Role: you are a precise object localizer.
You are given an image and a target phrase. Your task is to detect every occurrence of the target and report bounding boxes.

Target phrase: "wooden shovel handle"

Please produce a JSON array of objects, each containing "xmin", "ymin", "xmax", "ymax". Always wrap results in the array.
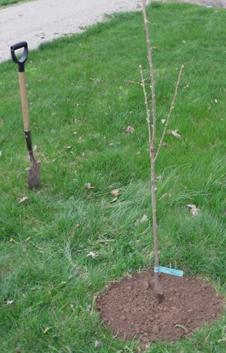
[{"xmin": 18, "ymin": 72, "xmax": 30, "ymax": 131}]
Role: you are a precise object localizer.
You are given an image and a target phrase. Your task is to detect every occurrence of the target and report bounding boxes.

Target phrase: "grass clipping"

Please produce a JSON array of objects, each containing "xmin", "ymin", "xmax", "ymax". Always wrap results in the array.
[{"xmin": 139, "ymin": 0, "xmax": 184, "ymax": 301}]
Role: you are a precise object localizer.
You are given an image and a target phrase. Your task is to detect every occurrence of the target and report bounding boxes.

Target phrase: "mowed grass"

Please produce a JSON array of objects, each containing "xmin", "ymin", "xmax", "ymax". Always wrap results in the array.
[
  {"xmin": 1, "ymin": 3, "xmax": 226, "ymax": 352},
  {"xmin": 0, "ymin": 0, "xmax": 24, "ymax": 6}
]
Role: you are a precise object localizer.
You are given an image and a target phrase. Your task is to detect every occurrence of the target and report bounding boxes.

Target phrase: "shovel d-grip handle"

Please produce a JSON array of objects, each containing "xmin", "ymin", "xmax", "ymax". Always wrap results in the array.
[
  {"xmin": 11, "ymin": 41, "xmax": 30, "ymax": 132},
  {"xmin": 10, "ymin": 41, "xmax": 28, "ymax": 72}
]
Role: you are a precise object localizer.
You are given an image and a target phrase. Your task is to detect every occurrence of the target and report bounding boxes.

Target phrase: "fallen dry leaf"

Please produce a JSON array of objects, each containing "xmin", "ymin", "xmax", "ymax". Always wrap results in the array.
[
  {"xmin": 175, "ymin": 323, "xmax": 189, "ymax": 334},
  {"xmin": 125, "ymin": 125, "xmax": 135, "ymax": 134},
  {"xmin": 43, "ymin": 327, "xmax": 51, "ymax": 334},
  {"xmin": 70, "ymin": 303, "xmax": 75, "ymax": 311},
  {"xmin": 6, "ymin": 299, "xmax": 14, "ymax": 305},
  {"xmin": 94, "ymin": 340, "xmax": 102, "ymax": 348},
  {"xmin": 18, "ymin": 196, "xmax": 29, "ymax": 205},
  {"xmin": 111, "ymin": 189, "xmax": 120, "ymax": 197},
  {"xmin": 187, "ymin": 204, "xmax": 200, "ymax": 217},
  {"xmin": 87, "ymin": 251, "xmax": 98, "ymax": 259},
  {"xmin": 140, "ymin": 214, "xmax": 148, "ymax": 224},
  {"xmin": 110, "ymin": 197, "xmax": 118, "ymax": 204},
  {"xmin": 169, "ymin": 129, "xmax": 182, "ymax": 139},
  {"xmin": 85, "ymin": 182, "xmax": 95, "ymax": 190},
  {"xmin": 135, "ymin": 214, "xmax": 149, "ymax": 226}
]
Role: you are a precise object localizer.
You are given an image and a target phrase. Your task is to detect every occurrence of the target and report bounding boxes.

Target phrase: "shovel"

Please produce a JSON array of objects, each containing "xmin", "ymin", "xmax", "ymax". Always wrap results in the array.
[{"xmin": 11, "ymin": 41, "xmax": 40, "ymax": 189}]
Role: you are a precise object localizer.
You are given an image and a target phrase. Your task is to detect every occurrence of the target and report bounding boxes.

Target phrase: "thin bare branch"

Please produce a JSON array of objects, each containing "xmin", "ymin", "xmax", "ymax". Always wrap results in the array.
[
  {"xmin": 141, "ymin": 0, "xmax": 157, "ymax": 144},
  {"xmin": 139, "ymin": 64, "xmax": 152, "ymax": 145},
  {"xmin": 155, "ymin": 64, "xmax": 184, "ymax": 161}
]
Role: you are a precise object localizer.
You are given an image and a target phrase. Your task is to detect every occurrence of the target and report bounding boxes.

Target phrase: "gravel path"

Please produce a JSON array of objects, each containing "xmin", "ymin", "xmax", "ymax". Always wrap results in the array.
[
  {"xmin": 1, "ymin": 0, "xmax": 226, "ymax": 64},
  {"xmin": 0, "ymin": 0, "xmax": 139, "ymax": 63}
]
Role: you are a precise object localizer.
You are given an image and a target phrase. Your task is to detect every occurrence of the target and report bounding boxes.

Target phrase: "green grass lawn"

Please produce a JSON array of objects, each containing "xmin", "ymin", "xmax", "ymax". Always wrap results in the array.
[
  {"xmin": 0, "ymin": 0, "xmax": 27, "ymax": 7},
  {"xmin": 1, "ymin": 3, "xmax": 226, "ymax": 352}
]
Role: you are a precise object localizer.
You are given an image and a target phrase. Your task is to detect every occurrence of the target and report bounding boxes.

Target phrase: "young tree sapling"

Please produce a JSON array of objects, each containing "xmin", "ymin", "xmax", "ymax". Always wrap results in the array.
[{"xmin": 140, "ymin": 0, "xmax": 184, "ymax": 301}]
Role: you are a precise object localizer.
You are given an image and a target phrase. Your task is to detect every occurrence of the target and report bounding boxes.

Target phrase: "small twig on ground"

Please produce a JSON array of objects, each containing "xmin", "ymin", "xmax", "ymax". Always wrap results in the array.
[{"xmin": 91, "ymin": 295, "xmax": 97, "ymax": 315}]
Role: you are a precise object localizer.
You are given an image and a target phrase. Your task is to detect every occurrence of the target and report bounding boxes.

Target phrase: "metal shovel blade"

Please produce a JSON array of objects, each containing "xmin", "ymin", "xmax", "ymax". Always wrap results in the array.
[{"xmin": 28, "ymin": 159, "xmax": 40, "ymax": 189}]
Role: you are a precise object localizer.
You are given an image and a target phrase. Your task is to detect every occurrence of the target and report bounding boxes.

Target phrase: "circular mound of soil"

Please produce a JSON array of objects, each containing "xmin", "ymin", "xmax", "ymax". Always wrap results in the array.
[{"xmin": 96, "ymin": 271, "xmax": 224, "ymax": 345}]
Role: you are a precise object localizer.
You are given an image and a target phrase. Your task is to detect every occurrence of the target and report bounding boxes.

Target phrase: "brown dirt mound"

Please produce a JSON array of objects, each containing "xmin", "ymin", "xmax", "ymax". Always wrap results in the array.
[{"xmin": 96, "ymin": 270, "xmax": 224, "ymax": 345}]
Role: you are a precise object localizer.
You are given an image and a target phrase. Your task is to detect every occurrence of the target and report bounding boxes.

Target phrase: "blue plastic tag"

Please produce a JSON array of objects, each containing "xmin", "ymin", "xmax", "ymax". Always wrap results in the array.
[{"xmin": 154, "ymin": 266, "xmax": 184, "ymax": 277}]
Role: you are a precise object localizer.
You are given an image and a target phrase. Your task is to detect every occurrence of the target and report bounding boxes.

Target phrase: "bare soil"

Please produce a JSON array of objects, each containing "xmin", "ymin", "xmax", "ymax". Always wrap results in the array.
[{"xmin": 96, "ymin": 270, "xmax": 224, "ymax": 346}]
